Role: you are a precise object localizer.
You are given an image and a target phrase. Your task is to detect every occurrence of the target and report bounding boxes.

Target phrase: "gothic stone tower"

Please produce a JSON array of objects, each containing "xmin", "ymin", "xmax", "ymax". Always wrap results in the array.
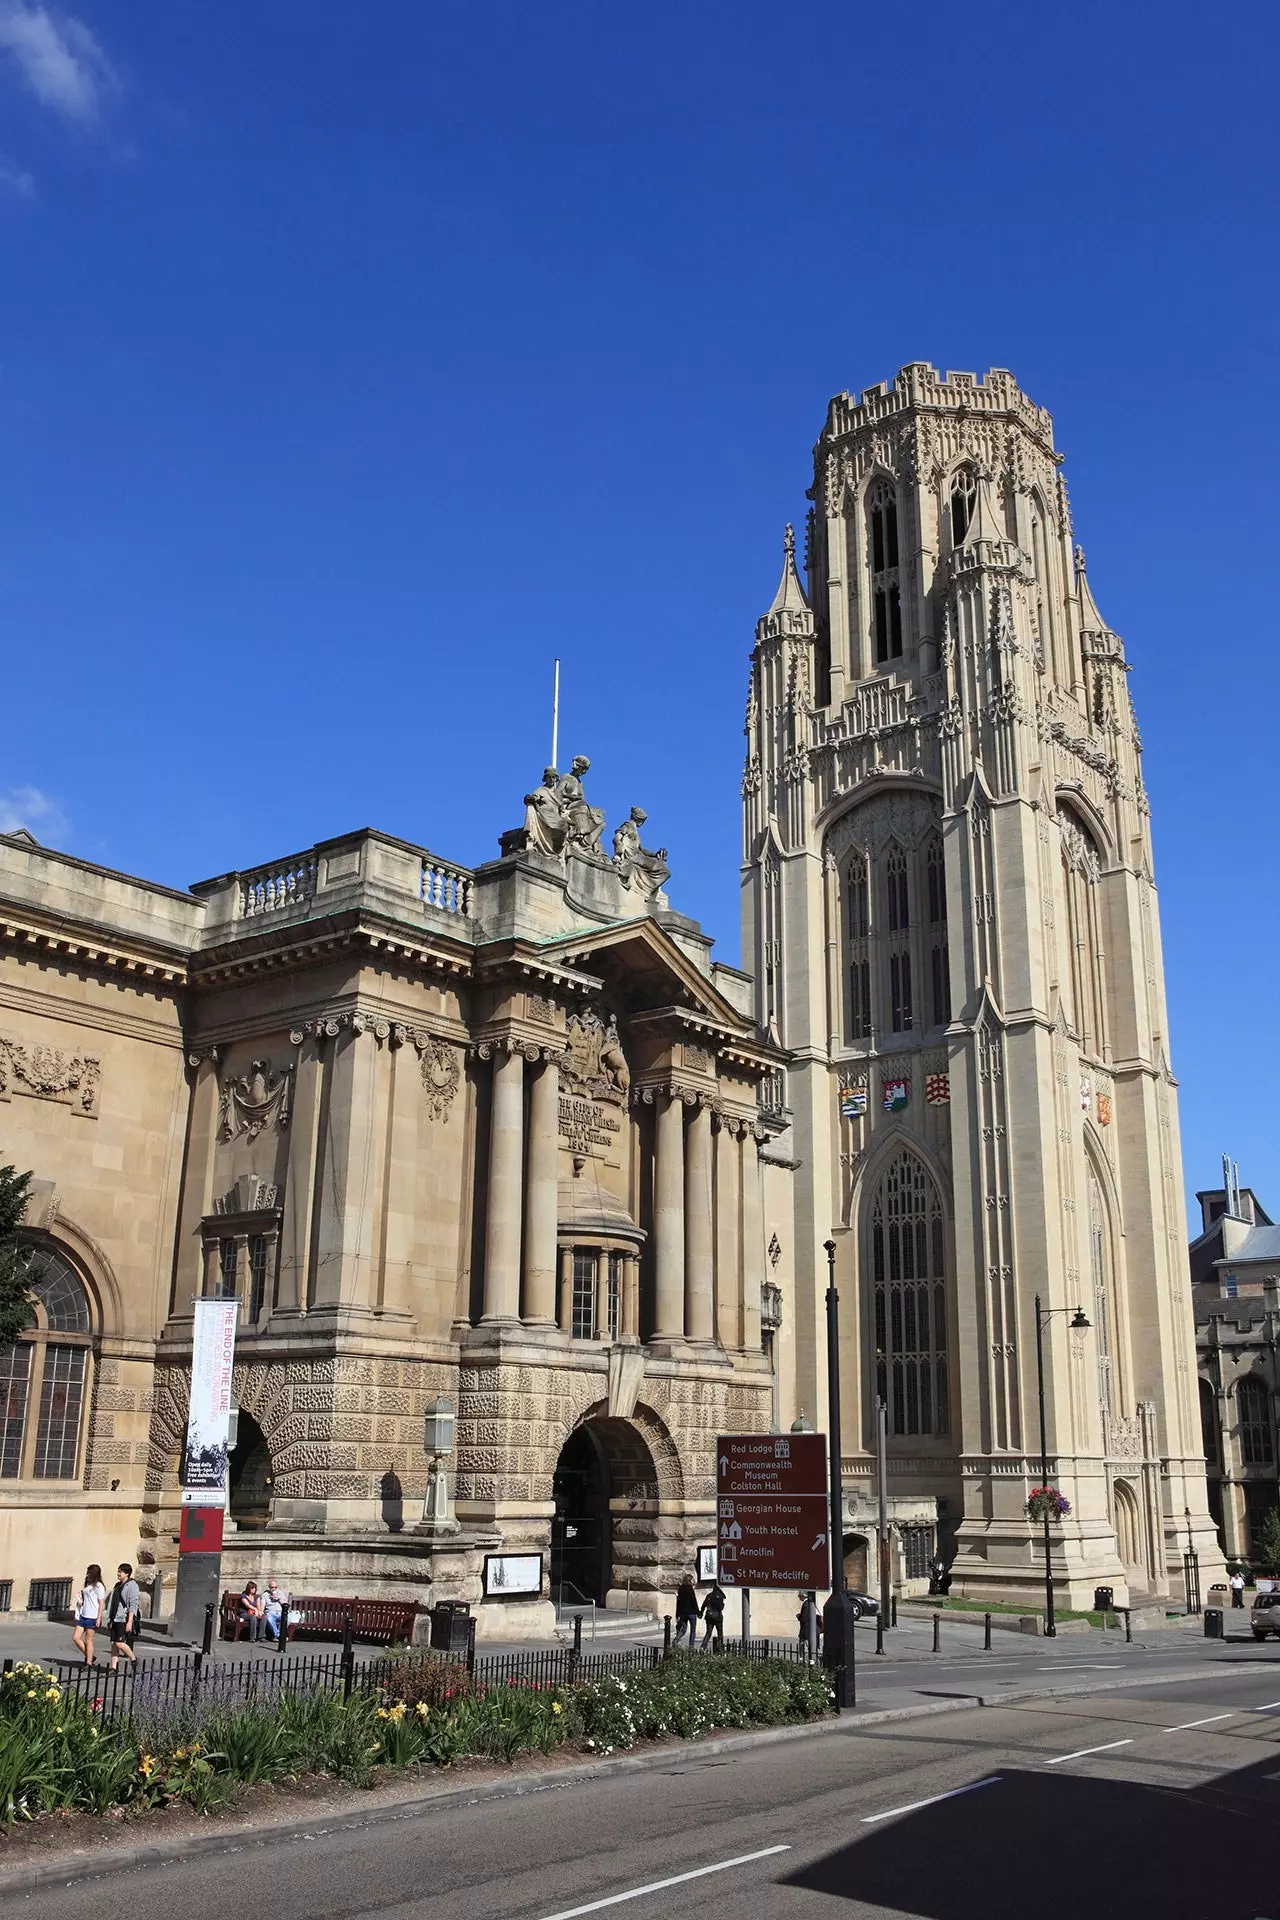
[{"xmin": 743, "ymin": 363, "xmax": 1221, "ymax": 1605}]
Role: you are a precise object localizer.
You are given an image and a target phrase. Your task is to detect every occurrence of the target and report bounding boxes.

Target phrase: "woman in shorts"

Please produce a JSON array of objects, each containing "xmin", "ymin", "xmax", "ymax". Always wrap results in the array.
[{"xmin": 72, "ymin": 1563, "xmax": 106, "ymax": 1666}]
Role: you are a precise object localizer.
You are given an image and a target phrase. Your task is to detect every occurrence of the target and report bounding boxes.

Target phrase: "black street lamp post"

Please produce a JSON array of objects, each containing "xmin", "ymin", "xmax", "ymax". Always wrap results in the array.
[
  {"xmin": 822, "ymin": 1238, "xmax": 855, "ymax": 1709},
  {"xmin": 1033, "ymin": 1294, "xmax": 1091, "ymax": 1639}
]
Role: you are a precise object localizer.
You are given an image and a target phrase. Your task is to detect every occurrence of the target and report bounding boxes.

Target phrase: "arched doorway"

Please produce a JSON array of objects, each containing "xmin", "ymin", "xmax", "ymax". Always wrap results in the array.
[
  {"xmin": 843, "ymin": 1533, "xmax": 869, "ymax": 1591},
  {"xmin": 551, "ymin": 1416, "xmax": 660, "ymax": 1607},
  {"xmin": 228, "ymin": 1412, "xmax": 274, "ymax": 1529}
]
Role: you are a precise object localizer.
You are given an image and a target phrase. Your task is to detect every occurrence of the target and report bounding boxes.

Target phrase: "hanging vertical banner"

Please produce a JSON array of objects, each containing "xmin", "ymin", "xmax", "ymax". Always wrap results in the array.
[{"xmin": 182, "ymin": 1296, "xmax": 239, "ymax": 1503}]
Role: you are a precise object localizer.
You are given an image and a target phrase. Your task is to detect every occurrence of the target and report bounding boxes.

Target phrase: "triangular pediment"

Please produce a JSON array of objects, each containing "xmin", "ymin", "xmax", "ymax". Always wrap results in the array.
[{"xmin": 536, "ymin": 917, "xmax": 753, "ymax": 1035}]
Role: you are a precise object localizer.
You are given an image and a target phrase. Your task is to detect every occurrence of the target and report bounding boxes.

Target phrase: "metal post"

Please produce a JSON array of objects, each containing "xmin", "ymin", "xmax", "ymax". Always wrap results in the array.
[
  {"xmin": 572, "ymin": 1611, "xmax": 582, "ymax": 1679},
  {"xmin": 824, "ymin": 1238, "xmax": 854, "ymax": 1709},
  {"xmin": 742, "ymin": 1587, "xmax": 751, "ymax": 1648},
  {"xmin": 1034, "ymin": 1293, "xmax": 1057, "ymax": 1638},
  {"xmin": 932, "ymin": 1611, "xmax": 941, "ymax": 1653},
  {"xmin": 201, "ymin": 1601, "xmax": 215, "ymax": 1657},
  {"xmin": 891, "ymin": 1593, "xmax": 897, "ymax": 1628},
  {"xmin": 984, "ymin": 1611, "xmax": 992, "ymax": 1651},
  {"xmin": 1123, "ymin": 1607, "xmax": 1132, "ymax": 1644},
  {"xmin": 663, "ymin": 1614, "xmax": 672, "ymax": 1657},
  {"xmin": 341, "ymin": 1613, "xmax": 355, "ymax": 1700},
  {"xmin": 876, "ymin": 1394, "xmax": 890, "ymax": 1651},
  {"xmin": 466, "ymin": 1615, "xmax": 477, "ymax": 1678}
]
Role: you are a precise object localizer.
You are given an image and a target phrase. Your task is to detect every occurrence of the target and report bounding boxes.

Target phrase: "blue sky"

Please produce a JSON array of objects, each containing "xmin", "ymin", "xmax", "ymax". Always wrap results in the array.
[{"xmin": 1, "ymin": 1, "xmax": 1276, "ymax": 1216}]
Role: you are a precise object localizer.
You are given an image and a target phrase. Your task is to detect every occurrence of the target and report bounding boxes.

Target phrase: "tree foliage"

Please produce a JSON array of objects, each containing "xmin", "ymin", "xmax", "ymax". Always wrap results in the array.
[
  {"xmin": 0, "ymin": 1165, "xmax": 36, "ymax": 1350},
  {"xmin": 1257, "ymin": 1507, "xmax": 1280, "ymax": 1577}
]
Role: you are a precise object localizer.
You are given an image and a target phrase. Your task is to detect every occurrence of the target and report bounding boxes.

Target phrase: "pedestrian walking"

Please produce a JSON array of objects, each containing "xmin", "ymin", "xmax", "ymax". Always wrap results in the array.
[
  {"xmin": 798, "ymin": 1589, "xmax": 821, "ymax": 1662},
  {"xmin": 237, "ymin": 1579, "xmax": 265, "ymax": 1642},
  {"xmin": 699, "ymin": 1581, "xmax": 726, "ymax": 1652},
  {"xmin": 674, "ymin": 1573, "xmax": 699, "ymax": 1649},
  {"xmin": 1229, "ymin": 1570, "xmax": 1246, "ymax": 1609},
  {"xmin": 72, "ymin": 1563, "xmax": 106, "ymax": 1667},
  {"xmin": 107, "ymin": 1562, "xmax": 141, "ymax": 1672}
]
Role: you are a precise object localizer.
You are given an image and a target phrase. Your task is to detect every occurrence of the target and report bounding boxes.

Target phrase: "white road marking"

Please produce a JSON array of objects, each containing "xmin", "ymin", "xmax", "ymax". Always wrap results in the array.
[
  {"xmin": 1165, "ymin": 1713, "xmax": 1237, "ymax": 1731},
  {"xmin": 1036, "ymin": 1663, "xmax": 1122, "ymax": 1671},
  {"xmin": 1252, "ymin": 1700, "xmax": 1280, "ymax": 1712},
  {"xmin": 860, "ymin": 1776, "xmax": 1000, "ymax": 1824},
  {"xmin": 534, "ymin": 1845, "xmax": 792, "ymax": 1919},
  {"xmin": 1044, "ymin": 1738, "xmax": 1133, "ymax": 1765}
]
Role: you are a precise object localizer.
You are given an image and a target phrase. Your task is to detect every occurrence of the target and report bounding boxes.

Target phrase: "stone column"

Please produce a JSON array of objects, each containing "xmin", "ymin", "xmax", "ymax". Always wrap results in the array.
[
  {"xmin": 522, "ymin": 1055, "xmax": 559, "ymax": 1325},
  {"xmin": 172, "ymin": 1053, "xmax": 221, "ymax": 1313},
  {"xmin": 715, "ymin": 1117, "xmax": 742, "ymax": 1349},
  {"xmin": 311, "ymin": 1021, "xmax": 388, "ymax": 1312},
  {"xmin": 377, "ymin": 1031, "xmax": 422, "ymax": 1319},
  {"xmin": 653, "ymin": 1091, "xmax": 686, "ymax": 1340},
  {"xmin": 740, "ymin": 1127, "xmax": 765, "ymax": 1356},
  {"xmin": 482, "ymin": 1046, "xmax": 524, "ymax": 1322},
  {"xmin": 278, "ymin": 1029, "xmax": 325, "ymax": 1313},
  {"xmin": 684, "ymin": 1101, "xmax": 714, "ymax": 1343},
  {"xmin": 557, "ymin": 1245, "xmax": 573, "ymax": 1333},
  {"xmin": 623, "ymin": 1252, "xmax": 640, "ymax": 1340},
  {"xmin": 595, "ymin": 1249, "xmax": 609, "ymax": 1342}
]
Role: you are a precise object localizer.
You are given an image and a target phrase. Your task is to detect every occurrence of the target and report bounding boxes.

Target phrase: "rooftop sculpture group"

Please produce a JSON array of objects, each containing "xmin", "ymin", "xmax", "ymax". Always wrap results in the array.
[{"xmin": 506, "ymin": 756, "xmax": 669, "ymax": 899}]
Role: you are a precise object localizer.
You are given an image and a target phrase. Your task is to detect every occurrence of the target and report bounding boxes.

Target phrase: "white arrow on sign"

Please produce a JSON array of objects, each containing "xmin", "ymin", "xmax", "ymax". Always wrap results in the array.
[
  {"xmin": 812, "ymin": 1533, "xmax": 826, "ymax": 1551},
  {"xmin": 719, "ymin": 1455, "xmax": 729, "ymax": 1475}
]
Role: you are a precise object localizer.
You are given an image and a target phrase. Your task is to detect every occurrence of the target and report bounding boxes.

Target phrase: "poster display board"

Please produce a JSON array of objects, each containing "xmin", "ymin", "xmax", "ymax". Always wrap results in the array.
[{"xmin": 182, "ymin": 1296, "xmax": 239, "ymax": 1503}]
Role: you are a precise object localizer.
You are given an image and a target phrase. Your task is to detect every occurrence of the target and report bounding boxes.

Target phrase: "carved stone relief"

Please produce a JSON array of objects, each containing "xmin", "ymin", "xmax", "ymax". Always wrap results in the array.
[
  {"xmin": 418, "ymin": 1035, "xmax": 461, "ymax": 1121},
  {"xmin": 563, "ymin": 1008, "xmax": 630, "ymax": 1104},
  {"xmin": 219, "ymin": 1059, "xmax": 292, "ymax": 1142},
  {"xmin": 823, "ymin": 789, "xmax": 942, "ymax": 865},
  {"xmin": 0, "ymin": 1037, "xmax": 100, "ymax": 1114}
]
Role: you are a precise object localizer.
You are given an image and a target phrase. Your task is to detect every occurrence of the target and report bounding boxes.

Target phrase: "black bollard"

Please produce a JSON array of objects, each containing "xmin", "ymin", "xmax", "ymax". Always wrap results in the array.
[
  {"xmin": 932, "ymin": 1611, "xmax": 941, "ymax": 1653},
  {"xmin": 663, "ymin": 1613, "xmax": 672, "ymax": 1657},
  {"xmin": 984, "ymin": 1612, "xmax": 992, "ymax": 1651}
]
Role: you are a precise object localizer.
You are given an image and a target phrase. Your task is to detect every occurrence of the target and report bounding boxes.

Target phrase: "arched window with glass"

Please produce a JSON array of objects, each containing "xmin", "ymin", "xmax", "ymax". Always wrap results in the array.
[
  {"xmin": 0, "ymin": 1244, "xmax": 94, "ymax": 1481},
  {"xmin": 885, "ymin": 844, "xmax": 912, "ymax": 1032},
  {"xmin": 847, "ymin": 853, "xmax": 872, "ymax": 1041},
  {"xmin": 926, "ymin": 834, "xmax": 950, "ymax": 1027},
  {"xmin": 870, "ymin": 1153, "xmax": 949, "ymax": 1438},
  {"xmin": 1238, "ymin": 1375, "xmax": 1274, "ymax": 1466},
  {"xmin": 867, "ymin": 480, "xmax": 903, "ymax": 666}
]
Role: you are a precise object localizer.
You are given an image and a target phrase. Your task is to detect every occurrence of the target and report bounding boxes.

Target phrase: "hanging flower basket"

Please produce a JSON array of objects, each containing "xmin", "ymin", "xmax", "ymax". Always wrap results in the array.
[{"xmin": 1027, "ymin": 1486, "xmax": 1071, "ymax": 1522}]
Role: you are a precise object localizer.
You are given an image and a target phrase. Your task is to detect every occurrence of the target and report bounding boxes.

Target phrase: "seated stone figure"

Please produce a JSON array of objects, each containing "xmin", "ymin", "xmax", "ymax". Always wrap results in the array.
[{"xmin": 612, "ymin": 806, "xmax": 669, "ymax": 897}]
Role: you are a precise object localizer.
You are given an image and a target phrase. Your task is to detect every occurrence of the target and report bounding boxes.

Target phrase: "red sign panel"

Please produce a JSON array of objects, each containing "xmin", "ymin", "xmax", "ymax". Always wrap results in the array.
[
  {"xmin": 179, "ymin": 1503, "xmax": 224, "ymax": 1555},
  {"xmin": 715, "ymin": 1432, "xmax": 830, "ymax": 1589}
]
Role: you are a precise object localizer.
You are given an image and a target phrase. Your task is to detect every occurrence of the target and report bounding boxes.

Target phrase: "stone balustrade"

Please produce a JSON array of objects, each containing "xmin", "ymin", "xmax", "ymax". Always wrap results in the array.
[
  {"xmin": 420, "ymin": 858, "xmax": 471, "ymax": 916},
  {"xmin": 240, "ymin": 855, "xmax": 318, "ymax": 918}
]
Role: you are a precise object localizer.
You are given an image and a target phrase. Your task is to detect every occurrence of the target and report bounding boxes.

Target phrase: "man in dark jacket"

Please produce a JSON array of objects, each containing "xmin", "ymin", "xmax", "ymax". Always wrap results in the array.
[
  {"xmin": 700, "ymin": 1582, "xmax": 727, "ymax": 1652},
  {"xmin": 675, "ymin": 1573, "xmax": 699, "ymax": 1648}
]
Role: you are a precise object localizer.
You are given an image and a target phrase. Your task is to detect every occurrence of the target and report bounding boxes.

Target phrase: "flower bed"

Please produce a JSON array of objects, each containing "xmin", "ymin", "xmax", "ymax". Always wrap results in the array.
[{"xmin": 0, "ymin": 1655, "xmax": 833, "ymax": 1828}]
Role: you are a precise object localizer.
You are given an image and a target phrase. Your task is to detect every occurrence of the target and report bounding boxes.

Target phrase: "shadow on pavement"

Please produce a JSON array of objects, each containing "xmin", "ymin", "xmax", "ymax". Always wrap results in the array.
[{"xmin": 783, "ymin": 1743, "xmax": 1280, "ymax": 1920}]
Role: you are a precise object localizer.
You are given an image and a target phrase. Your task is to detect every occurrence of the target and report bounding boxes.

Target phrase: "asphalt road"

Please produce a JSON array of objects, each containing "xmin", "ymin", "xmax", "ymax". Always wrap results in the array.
[{"xmin": 16, "ymin": 1642, "xmax": 1280, "ymax": 1920}]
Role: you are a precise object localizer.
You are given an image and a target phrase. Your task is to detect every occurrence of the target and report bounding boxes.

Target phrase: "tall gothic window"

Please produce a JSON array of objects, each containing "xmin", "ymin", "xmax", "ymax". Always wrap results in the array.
[
  {"xmin": 847, "ymin": 855, "xmax": 872, "ymax": 1041},
  {"xmin": 886, "ymin": 846, "xmax": 912, "ymax": 1032},
  {"xmin": 1238, "ymin": 1375, "xmax": 1274, "ymax": 1466},
  {"xmin": 1199, "ymin": 1377, "xmax": 1219, "ymax": 1467},
  {"xmin": 1088, "ymin": 1170, "xmax": 1114, "ymax": 1417},
  {"xmin": 1059, "ymin": 808, "xmax": 1106, "ymax": 1056},
  {"xmin": 868, "ymin": 481, "xmax": 903, "ymax": 665},
  {"xmin": 950, "ymin": 468, "xmax": 976, "ymax": 547},
  {"xmin": 0, "ymin": 1245, "xmax": 93, "ymax": 1482},
  {"xmin": 926, "ymin": 834, "xmax": 950, "ymax": 1027},
  {"xmin": 871, "ymin": 1154, "xmax": 949, "ymax": 1437}
]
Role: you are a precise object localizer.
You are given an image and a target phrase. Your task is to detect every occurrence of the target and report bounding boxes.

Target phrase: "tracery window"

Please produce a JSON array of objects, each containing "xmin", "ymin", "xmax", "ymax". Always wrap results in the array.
[
  {"xmin": 950, "ymin": 468, "xmax": 977, "ymax": 546},
  {"xmin": 847, "ymin": 855, "xmax": 872, "ymax": 1041},
  {"xmin": 886, "ymin": 846, "xmax": 912, "ymax": 1033},
  {"xmin": 868, "ymin": 481, "xmax": 903, "ymax": 665},
  {"xmin": 1059, "ymin": 808, "xmax": 1106, "ymax": 1056},
  {"xmin": 926, "ymin": 835, "xmax": 950, "ymax": 1027},
  {"xmin": 1238, "ymin": 1375, "xmax": 1274, "ymax": 1466},
  {"xmin": 0, "ymin": 1245, "xmax": 93, "ymax": 1482},
  {"xmin": 871, "ymin": 1154, "xmax": 949, "ymax": 1438},
  {"xmin": 1088, "ymin": 1170, "xmax": 1115, "ymax": 1417}
]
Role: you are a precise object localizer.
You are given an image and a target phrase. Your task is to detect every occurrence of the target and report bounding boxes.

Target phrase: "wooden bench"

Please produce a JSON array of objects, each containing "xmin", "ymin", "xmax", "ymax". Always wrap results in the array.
[{"xmin": 219, "ymin": 1591, "xmax": 420, "ymax": 1646}]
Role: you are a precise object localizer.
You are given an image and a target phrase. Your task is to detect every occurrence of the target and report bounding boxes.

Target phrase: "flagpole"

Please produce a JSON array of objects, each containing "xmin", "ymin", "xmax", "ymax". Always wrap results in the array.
[{"xmin": 551, "ymin": 659, "xmax": 560, "ymax": 772}]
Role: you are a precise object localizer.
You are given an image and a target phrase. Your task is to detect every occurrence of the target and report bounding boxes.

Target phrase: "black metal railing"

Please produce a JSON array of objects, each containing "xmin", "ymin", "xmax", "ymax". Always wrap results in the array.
[
  {"xmin": 28, "ymin": 1628, "xmax": 806, "ymax": 1728},
  {"xmin": 28, "ymin": 1578, "xmax": 71, "ymax": 1614}
]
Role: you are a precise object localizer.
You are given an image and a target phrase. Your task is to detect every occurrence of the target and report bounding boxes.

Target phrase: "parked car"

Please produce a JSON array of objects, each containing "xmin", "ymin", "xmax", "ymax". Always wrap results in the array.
[
  {"xmin": 845, "ymin": 1590, "xmax": 879, "ymax": 1620},
  {"xmin": 1251, "ymin": 1591, "xmax": 1280, "ymax": 1641}
]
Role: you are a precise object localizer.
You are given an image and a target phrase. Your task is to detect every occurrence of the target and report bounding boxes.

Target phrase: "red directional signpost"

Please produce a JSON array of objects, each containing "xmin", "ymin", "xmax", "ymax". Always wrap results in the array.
[{"xmin": 715, "ymin": 1432, "xmax": 831, "ymax": 1589}]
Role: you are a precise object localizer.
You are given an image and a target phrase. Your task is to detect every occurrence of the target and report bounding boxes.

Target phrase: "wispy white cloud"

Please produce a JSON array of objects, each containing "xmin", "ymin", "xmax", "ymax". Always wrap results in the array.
[
  {"xmin": 0, "ymin": 158, "xmax": 35, "ymax": 197},
  {"xmin": 0, "ymin": 786, "xmax": 69, "ymax": 843},
  {"xmin": 0, "ymin": 2, "xmax": 117, "ymax": 126}
]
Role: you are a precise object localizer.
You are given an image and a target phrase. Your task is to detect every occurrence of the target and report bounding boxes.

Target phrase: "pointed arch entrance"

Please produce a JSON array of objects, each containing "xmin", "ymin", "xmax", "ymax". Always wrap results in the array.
[{"xmin": 550, "ymin": 1416, "xmax": 660, "ymax": 1607}]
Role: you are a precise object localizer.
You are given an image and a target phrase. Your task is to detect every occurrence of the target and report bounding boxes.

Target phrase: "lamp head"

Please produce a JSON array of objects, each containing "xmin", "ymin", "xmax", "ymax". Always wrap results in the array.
[{"xmin": 1069, "ymin": 1307, "xmax": 1091, "ymax": 1330}]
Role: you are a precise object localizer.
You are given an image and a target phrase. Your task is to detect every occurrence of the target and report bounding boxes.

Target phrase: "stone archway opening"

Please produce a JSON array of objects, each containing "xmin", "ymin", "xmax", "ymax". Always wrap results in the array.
[
  {"xmin": 228, "ymin": 1412, "xmax": 274, "ymax": 1529},
  {"xmin": 551, "ymin": 1416, "xmax": 660, "ymax": 1608},
  {"xmin": 1113, "ymin": 1479, "xmax": 1142, "ymax": 1583},
  {"xmin": 843, "ymin": 1532, "xmax": 870, "ymax": 1592}
]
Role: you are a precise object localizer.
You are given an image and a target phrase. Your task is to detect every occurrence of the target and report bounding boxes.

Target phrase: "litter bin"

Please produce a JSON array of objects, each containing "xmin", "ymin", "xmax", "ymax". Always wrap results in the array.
[
  {"xmin": 1093, "ymin": 1586, "xmax": 1115, "ymax": 1613},
  {"xmin": 429, "ymin": 1600, "xmax": 471, "ymax": 1654},
  {"xmin": 1203, "ymin": 1608, "xmax": 1224, "ymax": 1640}
]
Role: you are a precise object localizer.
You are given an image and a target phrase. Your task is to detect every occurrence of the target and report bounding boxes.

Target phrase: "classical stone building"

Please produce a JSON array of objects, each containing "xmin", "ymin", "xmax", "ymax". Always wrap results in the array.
[
  {"xmin": 0, "ymin": 359, "xmax": 1222, "ymax": 1629},
  {"xmin": 0, "ymin": 767, "xmax": 790, "ymax": 1636},
  {"xmin": 741, "ymin": 361, "xmax": 1222, "ymax": 1607},
  {"xmin": 1191, "ymin": 1177, "xmax": 1280, "ymax": 1566}
]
